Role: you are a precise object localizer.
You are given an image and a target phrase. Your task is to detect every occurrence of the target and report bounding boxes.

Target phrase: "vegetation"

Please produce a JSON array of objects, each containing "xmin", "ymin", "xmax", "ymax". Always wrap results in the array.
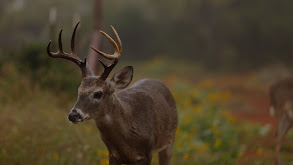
[
  {"xmin": 1, "ymin": 56, "xmax": 293, "ymax": 164},
  {"xmin": 1, "ymin": 0, "xmax": 293, "ymax": 164}
]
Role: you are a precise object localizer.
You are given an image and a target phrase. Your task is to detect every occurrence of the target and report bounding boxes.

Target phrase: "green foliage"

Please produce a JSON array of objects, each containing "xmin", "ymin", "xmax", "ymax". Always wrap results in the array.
[
  {"xmin": 170, "ymin": 80, "xmax": 249, "ymax": 164},
  {"xmin": 0, "ymin": 63, "xmax": 273, "ymax": 164},
  {"xmin": 0, "ymin": 43, "xmax": 80, "ymax": 97},
  {"xmin": 2, "ymin": 58, "xmax": 293, "ymax": 164},
  {"xmin": 1, "ymin": 0, "xmax": 293, "ymax": 164}
]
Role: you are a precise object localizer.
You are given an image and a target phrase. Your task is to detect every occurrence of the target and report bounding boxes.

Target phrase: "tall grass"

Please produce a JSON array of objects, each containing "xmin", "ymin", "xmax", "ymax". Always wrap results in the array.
[{"xmin": 1, "ymin": 58, "xmax": 293, "ymax": 164}]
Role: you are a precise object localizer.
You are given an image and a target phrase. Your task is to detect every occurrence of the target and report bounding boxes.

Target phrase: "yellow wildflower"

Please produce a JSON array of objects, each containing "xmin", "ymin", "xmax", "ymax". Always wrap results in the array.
[
  {"xmin": 100, "ymin": 159, "xmax": 109, "ymax": 165},
  {"xmin": 219, "ymin": 91, "xmax": 231, "ymax": 103},
  {"xmin": 97, "ymin": 150, "xmax": 109, "ymax": 157},
  {"xmin": 229, "ymin": 116, "xmax": 236, "ymax": 123},
  {"xmin": 189, "ymin": 129, "xmax": 196, "ymax": 136},
  {"xmin": 182, "ymin": 115, "xmax": 191, "ymax": 126},
  {"xmin": 183, "ymin": 153, "xmax": 190, "ymax": 160},
  {"xmin": 85, "ymin": 124, "xmax": 92, "ymax": 132},
  {"xmin": 52, "ymin": 153, "xmax": 59, "ymax": 161},
  {"xmin": 172, "ymin": 93, "xmax": 179, "ymax": 101},
  {"xmin": 208, "ymin": 93, "xmax": 218, "ymax": 103},
  {"xmin": 209, "ymin": 124, "xmax": 217, "ymax": 132},
  {"xmin": 237, "ymin": 152, "xmax": 244, "ymax": 158},
  {"xmin": 197, "ymin": 143, "xmax": 209, "ymax": 153},
  {"xmin": 214, "ymin": 138, "xmax": 222, "ymax": 147},
  {"xmin": 197, "ymin": 80, "xmax": 213, "ymax": 88},
  {"xmin": 193, "ymin": 104, "xmax": 202, "ymax": 113},
  {"xmin": 176, "ymin": 141, "xmax": 183, "ymax": 150},
  {"xmin": 221, "ymin": 109, "xmax": 230, "ymax": 117},
  {"xmin": 175, "ymin": 127, "xmax": 181, "ymax": 137}
]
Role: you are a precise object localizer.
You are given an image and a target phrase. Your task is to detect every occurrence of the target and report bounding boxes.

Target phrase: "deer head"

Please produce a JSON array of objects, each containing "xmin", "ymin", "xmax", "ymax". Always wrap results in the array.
[{"xmin": 47, "ymin": 22, "xmax": 133, "ymax": 123}]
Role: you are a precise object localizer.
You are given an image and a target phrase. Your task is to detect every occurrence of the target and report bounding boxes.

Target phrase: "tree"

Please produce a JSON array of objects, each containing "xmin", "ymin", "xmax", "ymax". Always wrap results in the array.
[{"xmin": 87, "ymin": 0, "xmax": 102, "ymax": 74}]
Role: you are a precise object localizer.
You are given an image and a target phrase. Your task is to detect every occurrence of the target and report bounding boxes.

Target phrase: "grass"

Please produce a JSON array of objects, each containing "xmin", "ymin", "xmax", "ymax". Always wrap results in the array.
[{"xmin": 1, "ymin": 58, "xmax": 293, "ymax": 164}]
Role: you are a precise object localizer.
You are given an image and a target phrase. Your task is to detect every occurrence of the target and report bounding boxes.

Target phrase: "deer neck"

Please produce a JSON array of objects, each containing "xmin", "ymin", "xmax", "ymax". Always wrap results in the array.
[{"xmin": 93, "ymin": 94, "xmax": 129, "ymax": 134}]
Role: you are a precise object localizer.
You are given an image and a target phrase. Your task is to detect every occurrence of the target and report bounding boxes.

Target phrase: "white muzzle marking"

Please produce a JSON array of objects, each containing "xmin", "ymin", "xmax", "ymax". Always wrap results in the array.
[{"xmin": 74, "ymin": 108, "xmax": 89, "ymax": 120}]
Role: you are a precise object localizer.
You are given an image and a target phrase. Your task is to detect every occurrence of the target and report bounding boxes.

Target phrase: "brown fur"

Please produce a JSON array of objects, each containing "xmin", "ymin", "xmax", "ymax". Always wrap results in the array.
[
  {"xmin": 270, "ymin": 78, "xmax": 293, "ymax": 165},
  {"xmin": 74, "ymin": 76, "xmax": 178, "ymax": 165}
]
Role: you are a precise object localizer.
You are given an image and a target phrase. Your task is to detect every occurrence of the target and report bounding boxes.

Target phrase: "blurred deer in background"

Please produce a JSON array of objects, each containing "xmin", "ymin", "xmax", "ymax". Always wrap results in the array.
[
  {"xmin": 46, "ymin": 22, "xmax": 178, "ymax": 165},
  {"xmin": 270, "ymin": 78, "xmax": 293, "ymax": 165}
]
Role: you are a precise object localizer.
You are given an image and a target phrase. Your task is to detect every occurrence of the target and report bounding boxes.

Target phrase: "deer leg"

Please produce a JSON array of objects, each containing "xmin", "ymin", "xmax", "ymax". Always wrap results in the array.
[
  {"xmin": 159, "ymin": 143, "xmax": 173, "ymax": 165},
  {"xmin": 143, "ymin": 154, "xmax": 152, "ymax": 165},
  {"xmin": 275, "ymin": 114, "xmax": 292, "ymax": 165},
  {"xmin": 109, "ymin": 154, "xmax": 121, "ymax": 165},
  {"xmin": 135, "ymin": 154, "xmax": 152, "ymax": 165}
]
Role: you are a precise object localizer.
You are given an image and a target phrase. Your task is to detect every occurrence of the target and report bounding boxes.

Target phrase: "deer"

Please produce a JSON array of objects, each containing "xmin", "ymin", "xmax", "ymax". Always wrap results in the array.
[
  {"xmin": 46, "ymin": 22, "xmax": 178, "ymax": 165},
  {"xmin": 270, "ymin": 78, "xmax": 293, "ymax": 165}
]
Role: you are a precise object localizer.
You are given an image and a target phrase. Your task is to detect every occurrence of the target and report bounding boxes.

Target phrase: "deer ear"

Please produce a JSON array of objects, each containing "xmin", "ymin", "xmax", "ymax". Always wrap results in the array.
[{"xmin": 110, "ymin": 66, "xmax": 133, "ymax": 90}]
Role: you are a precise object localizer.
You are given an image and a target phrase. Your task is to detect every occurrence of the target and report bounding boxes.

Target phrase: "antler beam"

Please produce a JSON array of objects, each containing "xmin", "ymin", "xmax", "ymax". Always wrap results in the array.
[
  {"xmin": 91, "ymin": 26, "xmax": 122, "ymax": 81},
  {"xmin": 47, "ymin": 22, "xmax": 89, "ymax": 78}
]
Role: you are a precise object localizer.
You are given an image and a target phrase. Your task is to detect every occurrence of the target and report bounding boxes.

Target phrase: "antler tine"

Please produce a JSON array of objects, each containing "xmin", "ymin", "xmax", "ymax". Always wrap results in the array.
[
  {"xmin": 47, "ymin": 30, "xmax": 63, "ymax": 57},
  {"xmin": 47, "ymin": 22, "xmax": 88, "ymax": 78},
  {"xmin": 110, "ymin": 25, "xmax": 122, "ymax": 53},
  {"xmin": 71, "ymin": 21, "xmax": 80, "ymax": 54},
  {"xmin": 47, "ymin": 40, "xmax": 53, "ymax": 57},
  {"xmin": 99, "ymin": 59, "xmax": 107, "ymax": 68},
  {"xmin": 90, "ymin": 27, "xmax": 121, "ymax": 60},
  {"xmin": 90, "ymin": 32, "xmax": 119, "ymax": 60},
  {"xmin": 91, "ymin": 25, "xmax": 122, "ymax": 81},
  {"xmin": 98, "ymin": 59, "xmax": 118, "ymax": 80},
  {"xmin": 47, "ymin": 29, "xmax": 82, "ymax": 65},
  {"xmin": 100, "ymin": 30, "xmax": 119, "ymax": 54},
  {"xmin": 58, "ymin": 29, "xmax": 64, "ymax": 53}
]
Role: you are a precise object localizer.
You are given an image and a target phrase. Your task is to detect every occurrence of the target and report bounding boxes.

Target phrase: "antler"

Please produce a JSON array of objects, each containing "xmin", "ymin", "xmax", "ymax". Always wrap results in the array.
[
  {"xmin": 91, "ymin": 26, "xmax": 122, "ymax": 81},
  {"xmin": 47, "ymin": 22, "xmax": 90, "ymax": 78}
]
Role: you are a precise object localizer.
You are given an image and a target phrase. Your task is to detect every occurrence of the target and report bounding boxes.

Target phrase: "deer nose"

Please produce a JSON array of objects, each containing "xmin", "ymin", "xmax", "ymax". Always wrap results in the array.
[{"xmin": 68, "ymin": 111, "xmax": 81, "ymax": 122}]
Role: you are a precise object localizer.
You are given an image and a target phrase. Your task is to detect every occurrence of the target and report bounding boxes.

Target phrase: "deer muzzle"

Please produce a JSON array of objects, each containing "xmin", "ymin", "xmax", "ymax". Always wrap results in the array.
[
  {"xmin": 68, "ymin": 108, "xmax": 89, "ymax": 123},
  {"xmin": 68, "ymin": 111, "xmax": 81, "ymax": 123}
]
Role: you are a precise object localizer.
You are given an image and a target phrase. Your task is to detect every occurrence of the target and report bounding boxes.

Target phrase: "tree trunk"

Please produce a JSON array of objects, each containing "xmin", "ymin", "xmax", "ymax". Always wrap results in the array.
[{"xmin": 88, "ymin": 0, "xmax": 102, "ymax": 74}]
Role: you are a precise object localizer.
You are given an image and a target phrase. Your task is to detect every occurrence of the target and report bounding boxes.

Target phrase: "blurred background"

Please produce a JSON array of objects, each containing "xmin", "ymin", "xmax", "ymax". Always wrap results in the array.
[{"xmin": 1, "ymin": 0, "xmax": 293, "ymax": 164}]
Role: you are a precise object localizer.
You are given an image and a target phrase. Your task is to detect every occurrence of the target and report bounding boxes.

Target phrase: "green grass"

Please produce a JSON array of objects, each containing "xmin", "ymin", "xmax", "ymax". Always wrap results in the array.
[
  {"xmin": 0, "ymin": 74, "xmax": 247, "ymax": 165},
  {"xmin": 0, "ymin": 89, "xmax": 106, "ymax": 165},
  {"xmin": 1, "ymin": 59, "xmax": 293, "ymax": 164}
]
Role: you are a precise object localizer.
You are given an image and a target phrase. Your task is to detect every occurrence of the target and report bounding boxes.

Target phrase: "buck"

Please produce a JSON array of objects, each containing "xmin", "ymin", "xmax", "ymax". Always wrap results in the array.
[
  {"xmin": 270, "ymin": 78, "xmax": 293, "ymax": 165},
  {"xmin": 46, "ymin": 22, "xmax": 178, "ymax": 165}
]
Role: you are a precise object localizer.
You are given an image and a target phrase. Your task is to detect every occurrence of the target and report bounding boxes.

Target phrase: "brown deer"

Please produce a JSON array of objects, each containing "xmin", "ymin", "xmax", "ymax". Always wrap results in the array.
[
  {"xmin": 270, "ymin": 78, "xmax": 293, "ymax": 165},
  {"xmin": 46, "ymin": 22, "xmax": 178, "ymax": 165}
]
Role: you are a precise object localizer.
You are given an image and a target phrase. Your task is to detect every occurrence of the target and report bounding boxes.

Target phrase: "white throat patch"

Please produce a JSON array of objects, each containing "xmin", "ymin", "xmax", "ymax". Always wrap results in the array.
[{"xmin": 104, "ymin": 114, "xmax": 112, "ymax": 123}]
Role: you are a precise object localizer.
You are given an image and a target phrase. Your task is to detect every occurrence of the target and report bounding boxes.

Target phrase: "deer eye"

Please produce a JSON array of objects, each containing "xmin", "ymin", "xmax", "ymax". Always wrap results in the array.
[{"xmin": 94, "ymin": 92, "xmax": 103, "ymax": 99}]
